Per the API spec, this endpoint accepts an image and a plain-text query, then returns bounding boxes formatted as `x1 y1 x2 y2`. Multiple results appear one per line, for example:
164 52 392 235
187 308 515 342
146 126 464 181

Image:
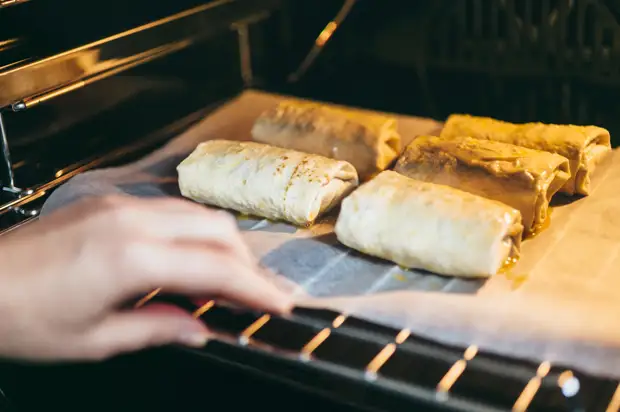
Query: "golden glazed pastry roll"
334 171 523 278
440 114 611 196
394 135 570 235
177 140 359 226
251 99 402 180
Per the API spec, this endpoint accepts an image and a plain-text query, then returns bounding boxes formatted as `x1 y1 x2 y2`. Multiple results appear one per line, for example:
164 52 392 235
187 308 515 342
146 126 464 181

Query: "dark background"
4 0 620 146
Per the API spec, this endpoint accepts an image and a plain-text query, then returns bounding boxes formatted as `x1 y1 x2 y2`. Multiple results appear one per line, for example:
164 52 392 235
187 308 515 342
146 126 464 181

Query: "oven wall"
274 0 620 147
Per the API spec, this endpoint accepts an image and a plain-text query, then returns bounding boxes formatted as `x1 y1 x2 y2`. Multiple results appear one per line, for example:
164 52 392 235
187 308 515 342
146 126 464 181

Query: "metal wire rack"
135 291 620 412
0 0 280 218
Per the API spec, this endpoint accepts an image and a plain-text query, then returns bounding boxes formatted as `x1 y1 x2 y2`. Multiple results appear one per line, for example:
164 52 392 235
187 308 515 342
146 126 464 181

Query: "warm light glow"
513 361 551 411
463 345 478 361
239 314 271 343
301 328 331 357
192 300 214 318
537 361 551 377
437 360 467 394
513 377 542 412
606 383 620 412
0 38 19 51
365 343 396 377
395 328 410 344
436 344 479 396
315 22 338 47
332 314 347 328
134 288 161 308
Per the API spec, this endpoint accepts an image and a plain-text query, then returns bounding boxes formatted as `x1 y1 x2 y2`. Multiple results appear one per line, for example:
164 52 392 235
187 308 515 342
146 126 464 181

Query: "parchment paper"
41 90 620 380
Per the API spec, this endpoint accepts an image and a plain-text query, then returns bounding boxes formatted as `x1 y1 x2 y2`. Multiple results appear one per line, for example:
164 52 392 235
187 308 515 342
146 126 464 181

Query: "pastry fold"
251 99 401 180
394 135 570 235
334 171 523 278
440 114 611 195
177 140 359 226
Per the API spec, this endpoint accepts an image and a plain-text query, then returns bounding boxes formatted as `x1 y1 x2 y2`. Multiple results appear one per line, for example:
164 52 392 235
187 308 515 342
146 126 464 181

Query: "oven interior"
1 1 620 411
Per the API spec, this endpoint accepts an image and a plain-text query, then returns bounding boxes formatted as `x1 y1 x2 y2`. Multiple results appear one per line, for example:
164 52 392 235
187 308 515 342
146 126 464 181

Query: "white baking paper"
41 90 620 380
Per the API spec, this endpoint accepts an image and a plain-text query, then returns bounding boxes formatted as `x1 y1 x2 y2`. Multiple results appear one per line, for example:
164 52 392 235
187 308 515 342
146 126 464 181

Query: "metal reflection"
192 300 215 319
134 288 162 308
0 39 19 53
295 311 349 362
287 0 358 83
364 328 411 381
0 0 278 109
0 100 209 216
513 361 552 412
394 328 410 344
239 314 271 345
0 112 15 190
607 383 620 412
365 343 396 380
557 370 580 399
436 345 479 400
332 314 347 328
232 22 253 87
0 0 29 9
300 328 331 361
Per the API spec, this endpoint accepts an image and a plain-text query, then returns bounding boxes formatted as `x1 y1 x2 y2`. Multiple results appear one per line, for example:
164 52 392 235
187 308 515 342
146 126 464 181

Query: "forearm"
0 277 13 359
0 273 26 360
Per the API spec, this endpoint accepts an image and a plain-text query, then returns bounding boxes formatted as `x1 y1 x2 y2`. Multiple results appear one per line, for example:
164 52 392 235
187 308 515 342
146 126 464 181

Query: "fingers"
95 197 256 264
148 210 256 264
84 304 210 361
80 196 291 313
120 242 291 315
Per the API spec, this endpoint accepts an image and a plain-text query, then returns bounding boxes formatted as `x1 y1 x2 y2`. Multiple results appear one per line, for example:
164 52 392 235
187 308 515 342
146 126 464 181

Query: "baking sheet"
41 90 620 379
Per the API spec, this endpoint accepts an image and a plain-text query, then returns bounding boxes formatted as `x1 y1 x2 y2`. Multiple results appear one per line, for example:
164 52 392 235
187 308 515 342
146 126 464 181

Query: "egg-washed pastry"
177 140 359 226
251 99 402 181
440 114 611 196
334 171 523 278
394 135 570 236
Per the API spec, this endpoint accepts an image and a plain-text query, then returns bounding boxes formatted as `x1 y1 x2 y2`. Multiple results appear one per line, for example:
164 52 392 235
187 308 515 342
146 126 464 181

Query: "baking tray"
35 89 620 411
2 119 618 410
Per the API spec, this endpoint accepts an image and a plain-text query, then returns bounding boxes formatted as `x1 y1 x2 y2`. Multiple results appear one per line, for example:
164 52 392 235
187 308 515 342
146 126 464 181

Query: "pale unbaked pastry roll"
334 171 523 278
394 135 570 235
177 140 359 226
251 99 401 180
440 114 611 196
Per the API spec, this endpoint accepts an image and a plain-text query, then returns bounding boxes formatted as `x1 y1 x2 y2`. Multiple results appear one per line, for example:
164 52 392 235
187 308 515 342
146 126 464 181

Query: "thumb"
87 304 209 360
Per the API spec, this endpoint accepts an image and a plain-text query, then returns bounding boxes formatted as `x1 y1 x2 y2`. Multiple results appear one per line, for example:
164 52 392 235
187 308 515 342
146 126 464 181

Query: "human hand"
0 196 291 362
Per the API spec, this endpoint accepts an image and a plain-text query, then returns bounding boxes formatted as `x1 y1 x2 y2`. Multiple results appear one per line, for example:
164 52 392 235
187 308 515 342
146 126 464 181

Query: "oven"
1 1 620 411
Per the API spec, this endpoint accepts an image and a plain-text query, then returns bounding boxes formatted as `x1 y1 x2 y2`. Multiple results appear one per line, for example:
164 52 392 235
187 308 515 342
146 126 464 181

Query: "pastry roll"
334 171 523 278
177 140 359 226
394 135 570 235
440 114 611 195
251 99 402 180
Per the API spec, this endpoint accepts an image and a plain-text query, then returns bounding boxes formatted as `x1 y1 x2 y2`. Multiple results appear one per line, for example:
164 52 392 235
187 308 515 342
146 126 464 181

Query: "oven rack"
0 0 28 10
0 0 279 110
0 0 283 215
0 102 203 231
141 292 620 412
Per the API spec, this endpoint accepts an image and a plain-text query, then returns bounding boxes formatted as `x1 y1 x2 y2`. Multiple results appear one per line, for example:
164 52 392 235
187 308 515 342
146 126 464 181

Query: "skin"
0 195 292 362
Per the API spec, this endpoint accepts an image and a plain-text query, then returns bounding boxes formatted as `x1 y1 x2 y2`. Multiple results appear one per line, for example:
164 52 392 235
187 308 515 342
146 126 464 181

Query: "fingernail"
180 332 209 347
